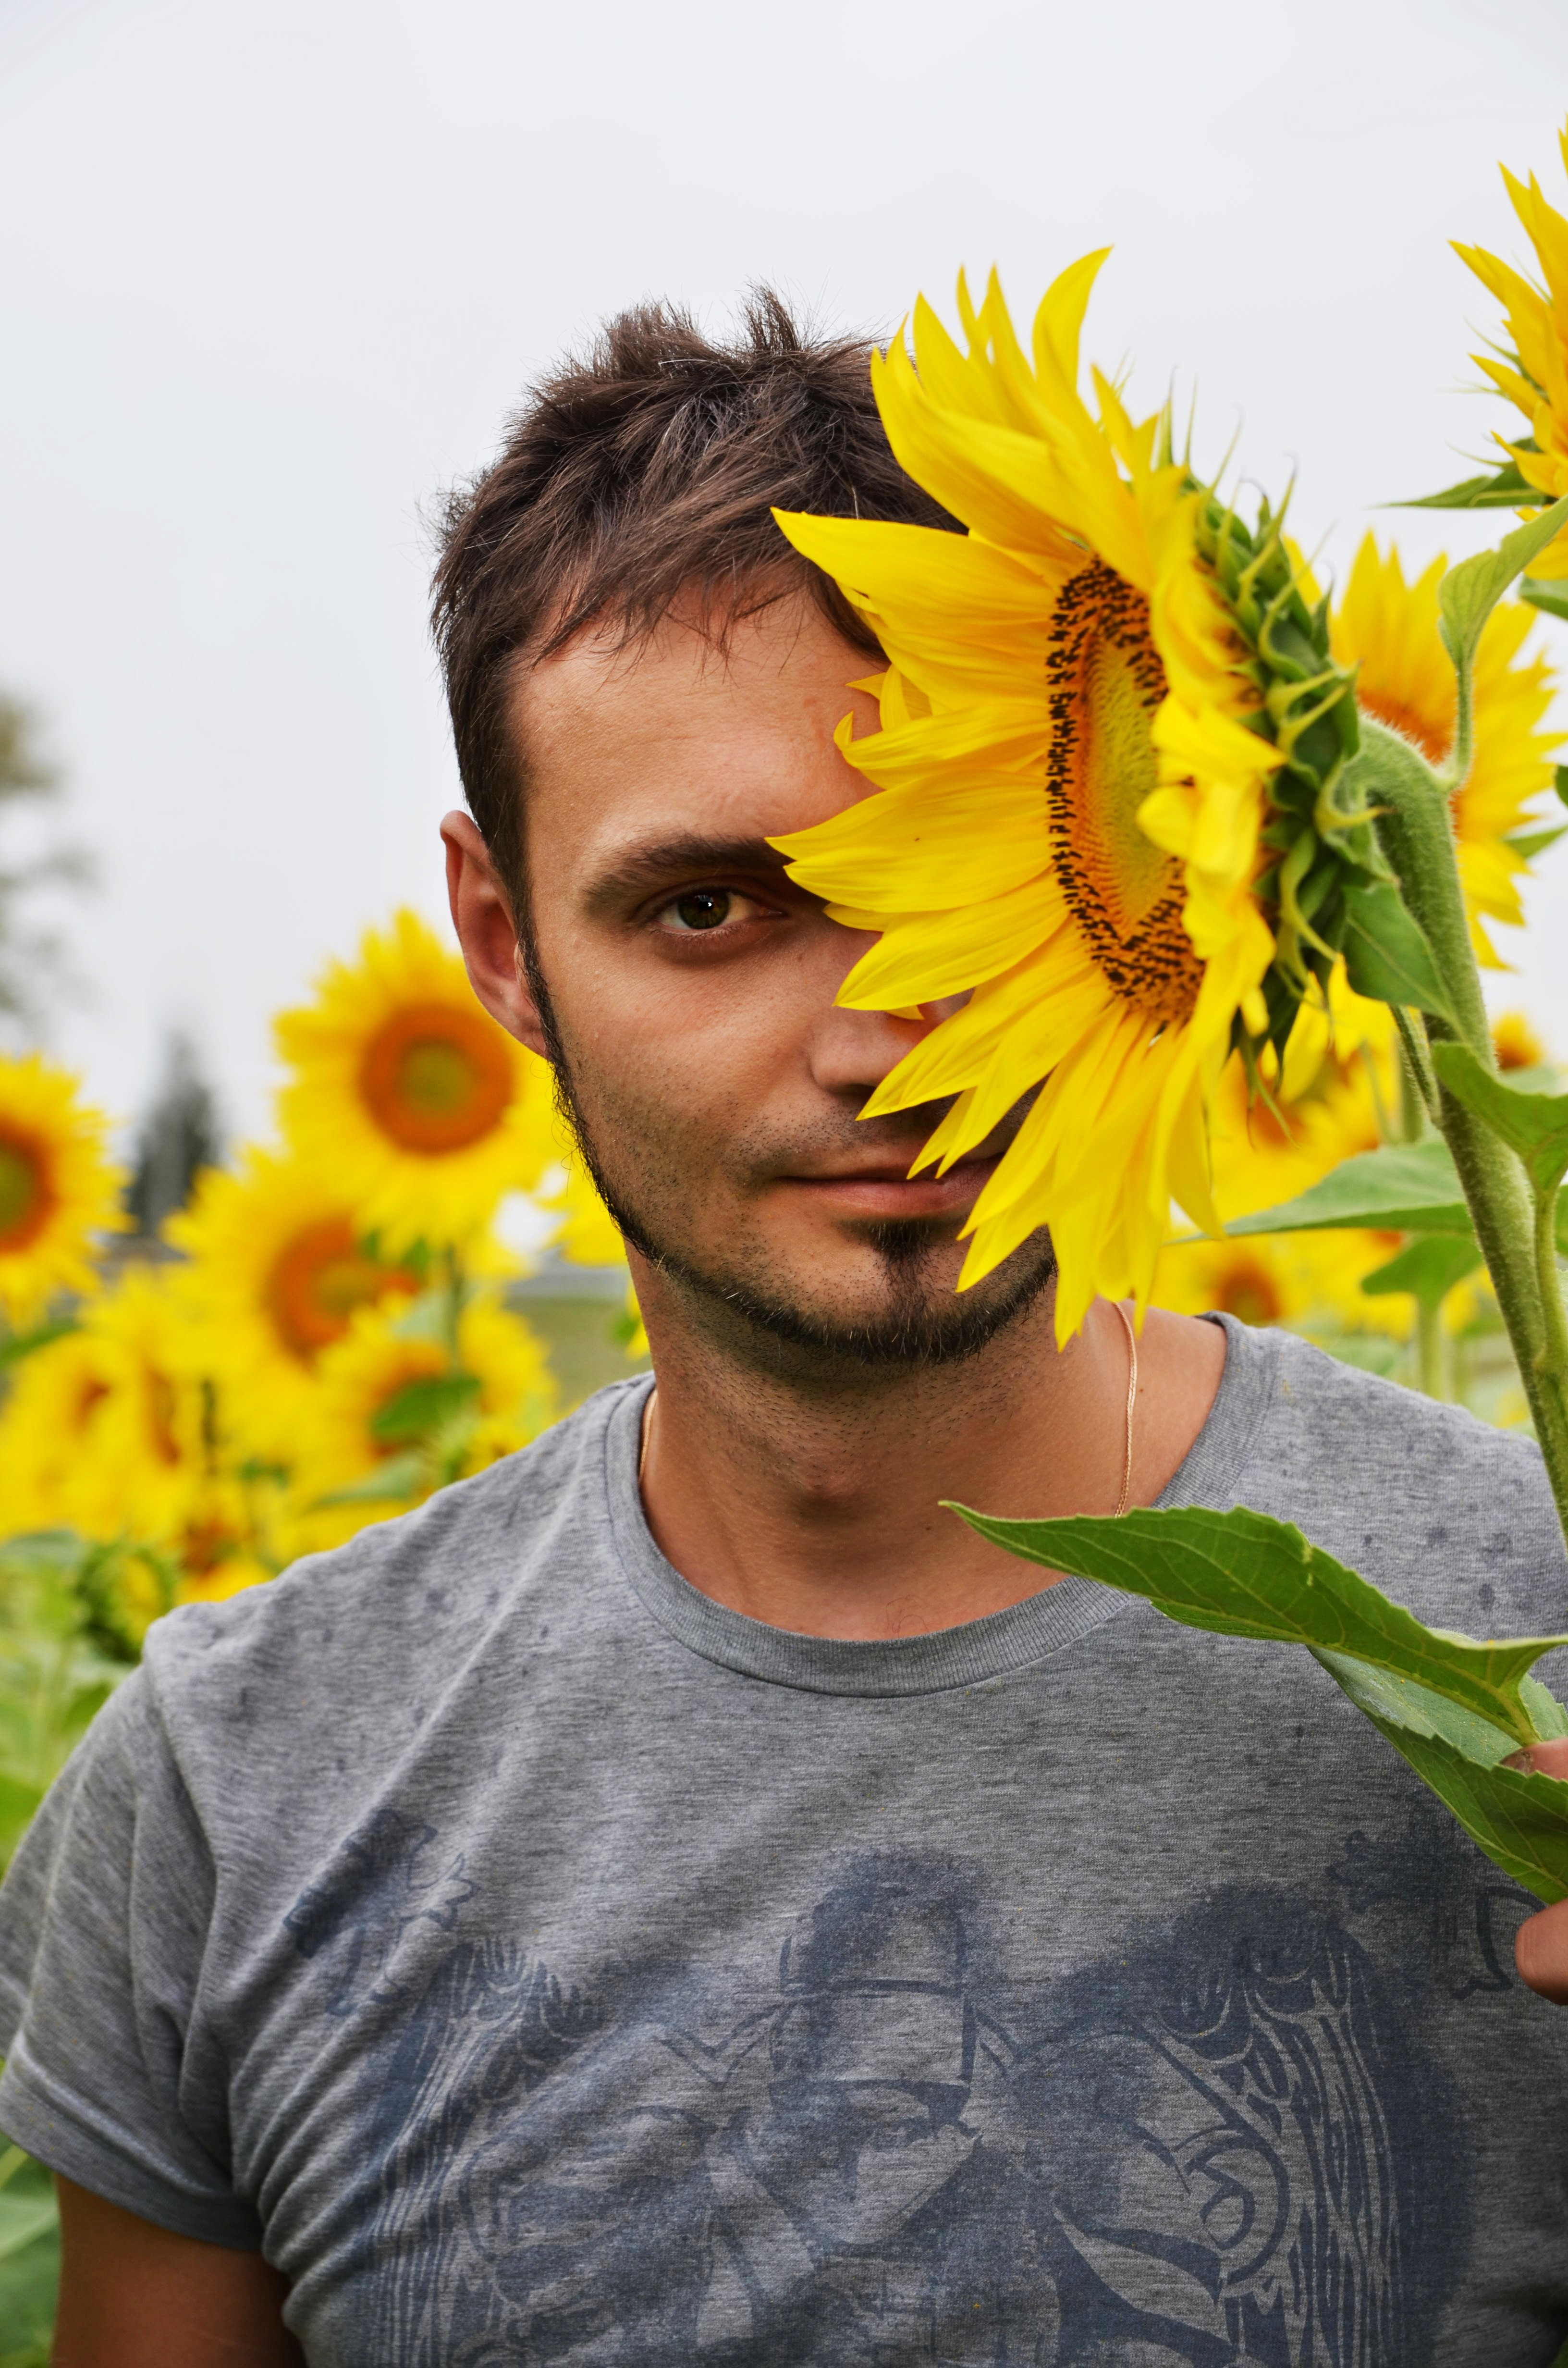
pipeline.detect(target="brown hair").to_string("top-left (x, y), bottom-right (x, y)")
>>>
top-left (429, 288), bottom-right (958, 916)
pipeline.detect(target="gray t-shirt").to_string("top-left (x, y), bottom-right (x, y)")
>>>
top-left (4, 1315), bottom-right (1568, 2365)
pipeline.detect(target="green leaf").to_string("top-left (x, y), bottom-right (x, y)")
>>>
top-left (313, 1450), bottom-right (429, 1507)
top-left (1339, 880), bottom-right (1455, 1019)
top-left (1521, 579), bottom-right (1568, 625)
top-left (1557, 763), bottom-right (1568, 811)
top-left (0, 2192), bottom-right (58, 2266)
top-left (1360, 1233), bottom-right (1484, 1311)
top-left (941, 1503), bottom-right (1568, 1748)
top-left (1437, 497), bottom-right (1568, 674)
top-left (1431, 1039), bottom-right (1568, 1197)
top-left (1505, 822), bottom-right (1568, 862)
top-left (1225, 1138), bottom-right (1473, 1238)
top-left (1397, 462), bottom-right (1541, 511)
top-left (1357, 1721), bottom-right (1568, 1904)
top-left (369, 1372), bottom-right (480, 1447)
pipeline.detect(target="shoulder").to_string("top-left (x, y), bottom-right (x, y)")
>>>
top-left (141, 1379), bottom-right (644, 1746)
top-left (1219, 1319), bottom-right (1568, 1638)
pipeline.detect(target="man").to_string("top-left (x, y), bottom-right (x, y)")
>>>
top-left (4, 294), bottom-right (1568, 2368)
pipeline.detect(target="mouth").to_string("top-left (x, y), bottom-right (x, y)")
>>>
top-left (780, 1148), bottom-right (1000, 1224)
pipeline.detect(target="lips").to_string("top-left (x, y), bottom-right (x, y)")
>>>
top-left (781, 1151), bottom-right (999, 1221)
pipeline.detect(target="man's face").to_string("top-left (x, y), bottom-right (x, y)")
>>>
top-left (490, 594), bottom-right (1053, 1368)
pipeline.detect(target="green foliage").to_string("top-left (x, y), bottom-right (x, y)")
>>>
top-left (0, 1535), bottom-right (133, 1871)
top-left (1431, 1042), bottom-right (1568, 1199)
top-left (1436, 497), bottom-right (1568, 676)
top-left (0, 2145), bottom-right (58, 2368)
top-left (1339, 879), bottom-right (1453, 1019)
top-left (1360, 1233), bottom-right (1483, 1311)
top-left (944, 1501), bottom-right (1568, 1901)
top-left (1521, 580), bottom-right (1568, 626)
top-left (1224, 1137), bottom-right (1472, 1237)
top-left (1399, 459), bottom-right (1542, 511)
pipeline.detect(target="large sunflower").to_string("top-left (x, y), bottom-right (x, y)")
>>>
top-left (276, 911), bottom-right (554, 1253)
top-left (1447, 122), bottom-right (1568, 578)
top-left (1332, 535), bottom-right (1560, 962)
top-left (0, 1054), bottom-right (125, 1330)
top-left (771, 261), bottom-right (1360, 1338)
top-left (166, 1149), bottom-right (421, 1458)
top-left (0, 1325), bottom-right (120, 1529)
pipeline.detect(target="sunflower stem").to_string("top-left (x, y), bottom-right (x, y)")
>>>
top-left (1392, 1010), bottom-right (1438, 1134)
top-left (1535, 1184), bottom-right (1568, 1384)
top-left (1347, 717), bottom-right (1568, 1529)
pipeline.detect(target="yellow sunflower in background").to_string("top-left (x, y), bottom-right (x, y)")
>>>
top-left (0, 1325), bottom-right (120, 1529)
top-left (167, 1149), bottom-right (421, 1458)
top-left (276, 910), bottom-right (554, 1253)
top-left (292, 1293), bottom-right (555, 1548)
top-left (1156, 981), bottom-right (1404, 1337)
top-left (1331, 536), bottom-right (1560, 961)
top-left (772, 259), bottom-right (1327, 1339)
top-left (1451, 123), bottom-right (1568, 578)
top-left (0, 1054), bottom-right (125, 1330)
top-left (49, 1265), bottom-right (209, 1543)
top-left (1494, 1009), bottom-right (1545, 1071)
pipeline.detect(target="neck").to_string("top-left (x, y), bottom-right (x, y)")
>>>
top-left (631, 1265), bottom-right (1226, 1640)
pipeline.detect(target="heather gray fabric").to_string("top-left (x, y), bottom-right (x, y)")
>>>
top-left (4, 1314), bottom-right (1568, 2365)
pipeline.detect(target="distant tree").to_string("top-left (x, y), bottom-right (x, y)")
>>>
top-left (0, 694), bottom-right (90, 1041)
top-left (126, 1035), bottom-right (222, 1236)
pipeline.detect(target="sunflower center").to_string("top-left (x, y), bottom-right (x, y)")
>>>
top-left (0, 1129), bottom-right (51, 1252)
top-left (359, 1003), bottom-right (513, 1155)
top-left (1210, 1252), bottom-right (1284, 1329)
top-left (267, 1219), bottom-right (413, 1361)
top-left (1045, 560), bottom-right (1202, 1024)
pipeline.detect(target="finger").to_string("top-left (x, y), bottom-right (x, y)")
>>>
top-left (1516, 1897), bottom-right (1568, 2003)
top-left (1502, 1737), bottom-right (1568, 1777)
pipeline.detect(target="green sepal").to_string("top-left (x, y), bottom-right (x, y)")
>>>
top-left (1431, 1040), bottom-right (1568, 1197)
top-left (1395, 460), bottom-right (1541, 512)
top-left (941, 1503), bottom-right (1568, 1751)
top-left (1360, 1233), bottom-right (1484, 1309)
top-left (1225, 1138), bottom-right (1472, 1238)
top-left (1339, 879), bottom-right (1456, 1019)
top-left (1437, 497), bottom-right (1568, 676)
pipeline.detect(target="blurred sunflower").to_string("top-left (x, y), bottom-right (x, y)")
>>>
top-left (1331, 536), bottom-right (1560, 962)
top-left (294, 1293), bottom-right (555, 1546)
top-left (276, 911), bottom-right (554, 1253)
top-left (1156, 982), bottom-right (1404, 1337)
top-left (0, 1053), bottom-right (125, 1330)
top-left (541, 1153), bottom-right (648, 1357)
top-left (1448, 122), bottom-right (1568, 578)
top-left (772, 260), bottom-right (1360, 1337)
top-left (51, 1266), bottom-right (208, 1543)
top-left (0, 1325), bottom-right (119, 1528)
top-left (166, 1150), bottom-right (421, 1458)
top-left (1494, 1009), bottom-right (1546, 1071)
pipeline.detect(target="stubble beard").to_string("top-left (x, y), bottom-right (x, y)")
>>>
top-left (523, 945), bottom-right (1057, 1374)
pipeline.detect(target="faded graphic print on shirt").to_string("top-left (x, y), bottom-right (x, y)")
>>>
top-left (284, 1816), bottom-right (1490, 2365)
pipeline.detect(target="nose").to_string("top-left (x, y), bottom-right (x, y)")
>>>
top-left (804, 921), bottom-right (963, 1104)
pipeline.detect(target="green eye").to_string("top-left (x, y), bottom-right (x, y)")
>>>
top-left (673, 890), bottom-right (731, 930)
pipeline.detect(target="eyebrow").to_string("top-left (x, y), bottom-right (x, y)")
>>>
top-left (583, 833), bottom-right (794, 913)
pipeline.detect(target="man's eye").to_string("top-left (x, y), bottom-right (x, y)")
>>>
top-left (656, 888), bottom-right (759, 933)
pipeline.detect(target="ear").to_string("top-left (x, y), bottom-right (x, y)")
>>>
top-left (441, 812), bottom-right (550, 1060)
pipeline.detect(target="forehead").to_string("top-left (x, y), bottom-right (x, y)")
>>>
top-left (512, 595), bottom-right (877, 867)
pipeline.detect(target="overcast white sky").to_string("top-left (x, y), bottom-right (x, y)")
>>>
top-left (3, 0), bottom-right (1568, 1147)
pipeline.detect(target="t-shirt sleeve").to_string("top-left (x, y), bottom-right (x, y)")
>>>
top-left (0, 1668), bottom-right (262, 2247)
